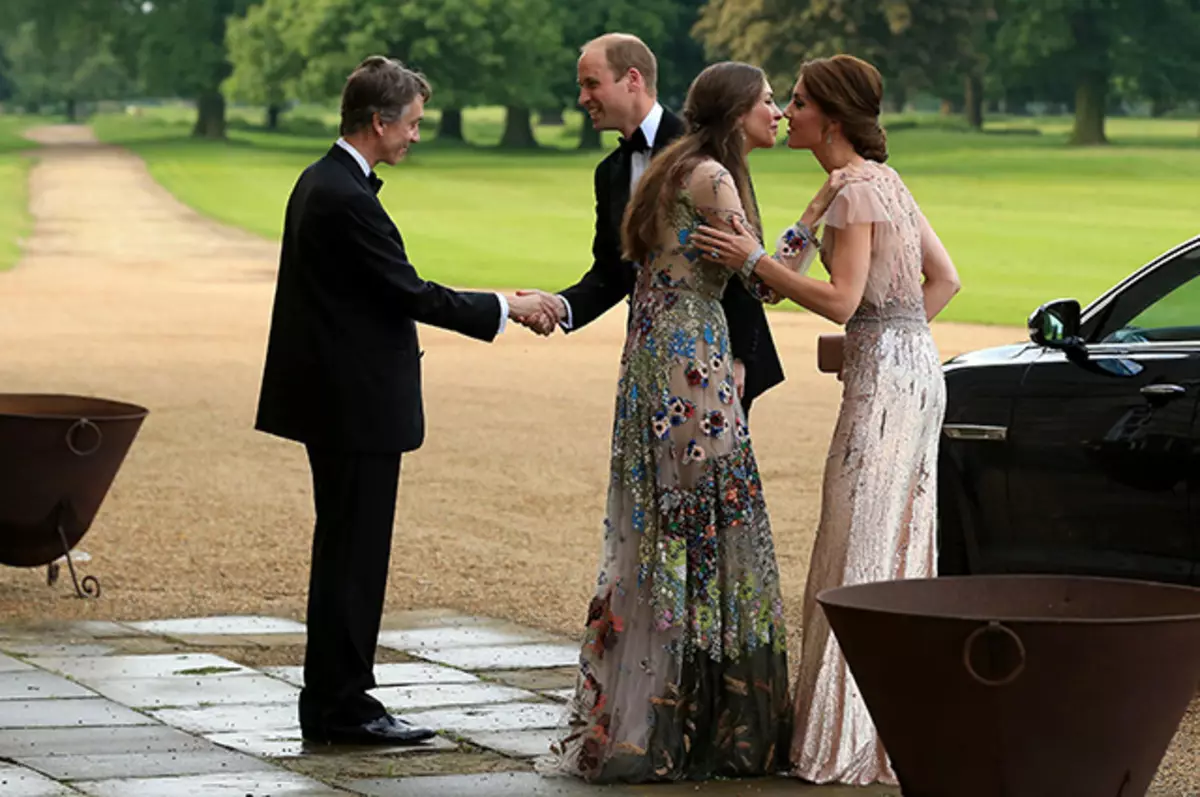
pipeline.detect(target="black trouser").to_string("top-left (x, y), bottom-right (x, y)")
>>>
top-left (299, 446), bottom-right (401, 734)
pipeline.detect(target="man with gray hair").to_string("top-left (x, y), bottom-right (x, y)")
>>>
top-left (255, 55), bottom-right (543, 746)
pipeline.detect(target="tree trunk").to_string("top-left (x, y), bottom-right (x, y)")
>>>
top-left (888, 83), bottom-right (908, 114)
top-left (266, 104), bottom-right (282, 130)
top-left (1150, 97), bottom-right (1172, 118)
top-left (65, 98), bottom-right (77, 123)
top-left (438, 108), bottom-right (464, 141)
top-left (964, 74), bottom-right (984, 130)
top-left (192, 91), bottom-right (226, 139)
top-left (1069, 71), bottom-right (1108, 146)
top-left (538, 108), bottom-right (564, 126)
top-left (579, 121), bottom-right (601, 150)
top-left (500, 106), bottom-right (537, 149)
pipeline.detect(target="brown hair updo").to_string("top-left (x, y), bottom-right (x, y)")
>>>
top-left (799, 54), bottom-right (888, 163)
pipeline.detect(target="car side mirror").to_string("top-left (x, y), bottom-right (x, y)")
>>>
top-left (1029, 299), bottom-right (1082, 348)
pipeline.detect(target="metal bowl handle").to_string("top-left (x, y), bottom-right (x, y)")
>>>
top-left (963, 620), bottom-right (1027, 687)
top-left (65, 419), bottom-right (103, 457)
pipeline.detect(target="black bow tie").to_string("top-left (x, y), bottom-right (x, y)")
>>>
top-left (368, 171), bottom-right (383, 194)
top-left (618, 128), bottom-right (650, 155)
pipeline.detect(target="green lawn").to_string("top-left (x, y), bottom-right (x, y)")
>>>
top-left (92, 106), bottom-right (1200, 327)
top-left (0, 115), bottom-right (42, 271)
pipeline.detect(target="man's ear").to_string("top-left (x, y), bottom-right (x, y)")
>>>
top-left (626, 68), bottom-right (644, 94)
top-left (371, 112), bottom-right (384, 137)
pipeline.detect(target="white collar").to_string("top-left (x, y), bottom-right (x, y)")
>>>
top-left (335, 138), bottom-right (372, 177)
top-left (637, 102), bottom-right (664, 149)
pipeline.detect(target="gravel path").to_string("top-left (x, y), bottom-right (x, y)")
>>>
top-left (0, 125), bottom-right (1194, 794)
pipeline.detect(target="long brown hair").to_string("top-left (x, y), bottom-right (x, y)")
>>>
top-left (622, 61), bottom-right (765, 265)
top-left (800, 55), bottom-right (888, 162)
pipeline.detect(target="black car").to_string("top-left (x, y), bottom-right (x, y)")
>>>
top-left (938, 234), bottom-right (1200, 586)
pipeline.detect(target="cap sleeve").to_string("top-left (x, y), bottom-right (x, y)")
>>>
top-left (823, 180), bottom-right (891, 229)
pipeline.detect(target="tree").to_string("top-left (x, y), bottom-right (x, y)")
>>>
top-left (137, 0), bottom-right (260, 139)
top-left (0, 0), bottom-right (139, 120)
top-left (224, 0), bottom-right (305, 129)
top-left (994, 0), bottom-right (1200, 145)
top-left (277, 0), bottom-right (565, 147)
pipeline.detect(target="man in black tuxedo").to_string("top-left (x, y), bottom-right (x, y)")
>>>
top-left (255, 56), bottom-right (542, 746)
top-left (520, 33), bottom-right (784, 413)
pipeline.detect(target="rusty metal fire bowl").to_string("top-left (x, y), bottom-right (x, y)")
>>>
top-left (0, 394), bottom-right (148, 597)
top-left (818, 575), bottom-right (1200, 797)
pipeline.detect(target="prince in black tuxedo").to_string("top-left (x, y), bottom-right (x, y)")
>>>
top-left (255, 57), bottom-right (541, 745)
top-left (522, 34), bottom-right (784, 411)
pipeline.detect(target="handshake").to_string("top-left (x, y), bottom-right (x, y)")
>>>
top-left (504, 289), bottom-right (569, 336)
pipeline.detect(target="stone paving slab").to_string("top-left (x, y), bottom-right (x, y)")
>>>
top-left (461, 729), bottom-right (561, 759)
top-left (373, 683), bottom-right (538, 712)
top-left (0, 698), bottom-right (154, 728)
top-left (0, 652), bottom-right (36, 672)
top-left (0, 670), bottom-right (97, 701)
top-left (0, 761), bottom-right (80, 797)
top-left (14, 749), bottom-right (266, 780)
top-left (0, 644), bottom-right (118, 659)
top-left (377, 624), bottom-right (552, 653)
top-left (147, 702), bottom-right (298, 734)
top-left (0, 725), bottom-right (221, 758)
top-left (71, 769), bottom-right (347, 796)
top-left (380, 610), bottom-right (493, 631)
top-left (29, 653), bottom-right (251, 681)
top-left (414, 643), bottom-right (579, 672)
top-left (489, 667), bottom-right (577, 692)
top-left (124, 616), bottom-right (306, 636)
top-left (84, 672), bottom-right (298, 708)
top-left (400, 702), bottom-right (566, 734)
top-left (348, 771), bottom-right (622, 796)
top-left (204, 730), bottom-right (459, 758)
top-left (0, 622), bottom-right (142, 642)
top-left (263, 663), bottom-right (477, 689)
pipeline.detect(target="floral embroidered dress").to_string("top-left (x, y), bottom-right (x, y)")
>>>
top-left (541, 160), bottom-right (792, 783)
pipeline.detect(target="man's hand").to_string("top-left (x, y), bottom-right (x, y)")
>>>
top-left (514, 289), bottom-right (567, 335)
top-left (733, 359), bottom-right (746, 399)
top-left (506, 291), bottom-right (563, 336)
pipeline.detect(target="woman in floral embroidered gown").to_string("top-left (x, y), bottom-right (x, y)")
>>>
top-left (539, 62), bottom-right (808, 784)
top-left (693, 55), bottom-right (962, 786)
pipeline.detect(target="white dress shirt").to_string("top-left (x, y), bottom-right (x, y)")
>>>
top-left (335, 138), bottom-right (508, 333)
top-left (557, 103), bottom-right (663, 331)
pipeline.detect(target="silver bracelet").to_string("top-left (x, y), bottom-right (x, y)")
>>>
top-left (741, 245), bottom-right (766, 278)
top-left (797, 221), bottom-right (822, 251)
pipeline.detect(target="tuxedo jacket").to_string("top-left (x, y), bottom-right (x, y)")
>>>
top-left (255, 145), bottom-right (501, 453)
top-left (559, 109), bottom-right (785, 405)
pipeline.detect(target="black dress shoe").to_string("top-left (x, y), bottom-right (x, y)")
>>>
top-left (304, 714), bottom-right (437, 745)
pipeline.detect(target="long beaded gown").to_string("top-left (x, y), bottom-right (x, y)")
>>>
top-left (786, 161), bottom-right (947, 785)
top-left (540, 159), bottom-right (792, 783)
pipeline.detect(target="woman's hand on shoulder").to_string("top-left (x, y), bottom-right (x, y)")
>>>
top-left (692, 215), bottom-right (760, 272)
top-left (802, 162), bottom-right (873, 228)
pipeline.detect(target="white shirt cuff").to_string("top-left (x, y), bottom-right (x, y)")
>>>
top-left (495, 293), bottom-right (509, 335)
top-left (558, 295), bottom-right (574, 330)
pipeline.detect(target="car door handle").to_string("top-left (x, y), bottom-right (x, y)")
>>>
top-left (1140, 383), bottom-right (1187, 398)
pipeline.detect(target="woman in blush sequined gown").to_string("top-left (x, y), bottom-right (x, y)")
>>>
top-left (538, 62), bottom-right (817, 785)
top-left (693, 54), bottom-right (962, 786)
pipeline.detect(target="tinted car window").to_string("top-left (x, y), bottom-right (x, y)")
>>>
top-left (1096, 246), bottom-right (1200, 343)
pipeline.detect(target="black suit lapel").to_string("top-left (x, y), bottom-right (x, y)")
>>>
top-left (653, 109), bottom-right (686, 153)
top-left (327, 145), bottom-right (376, 196)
